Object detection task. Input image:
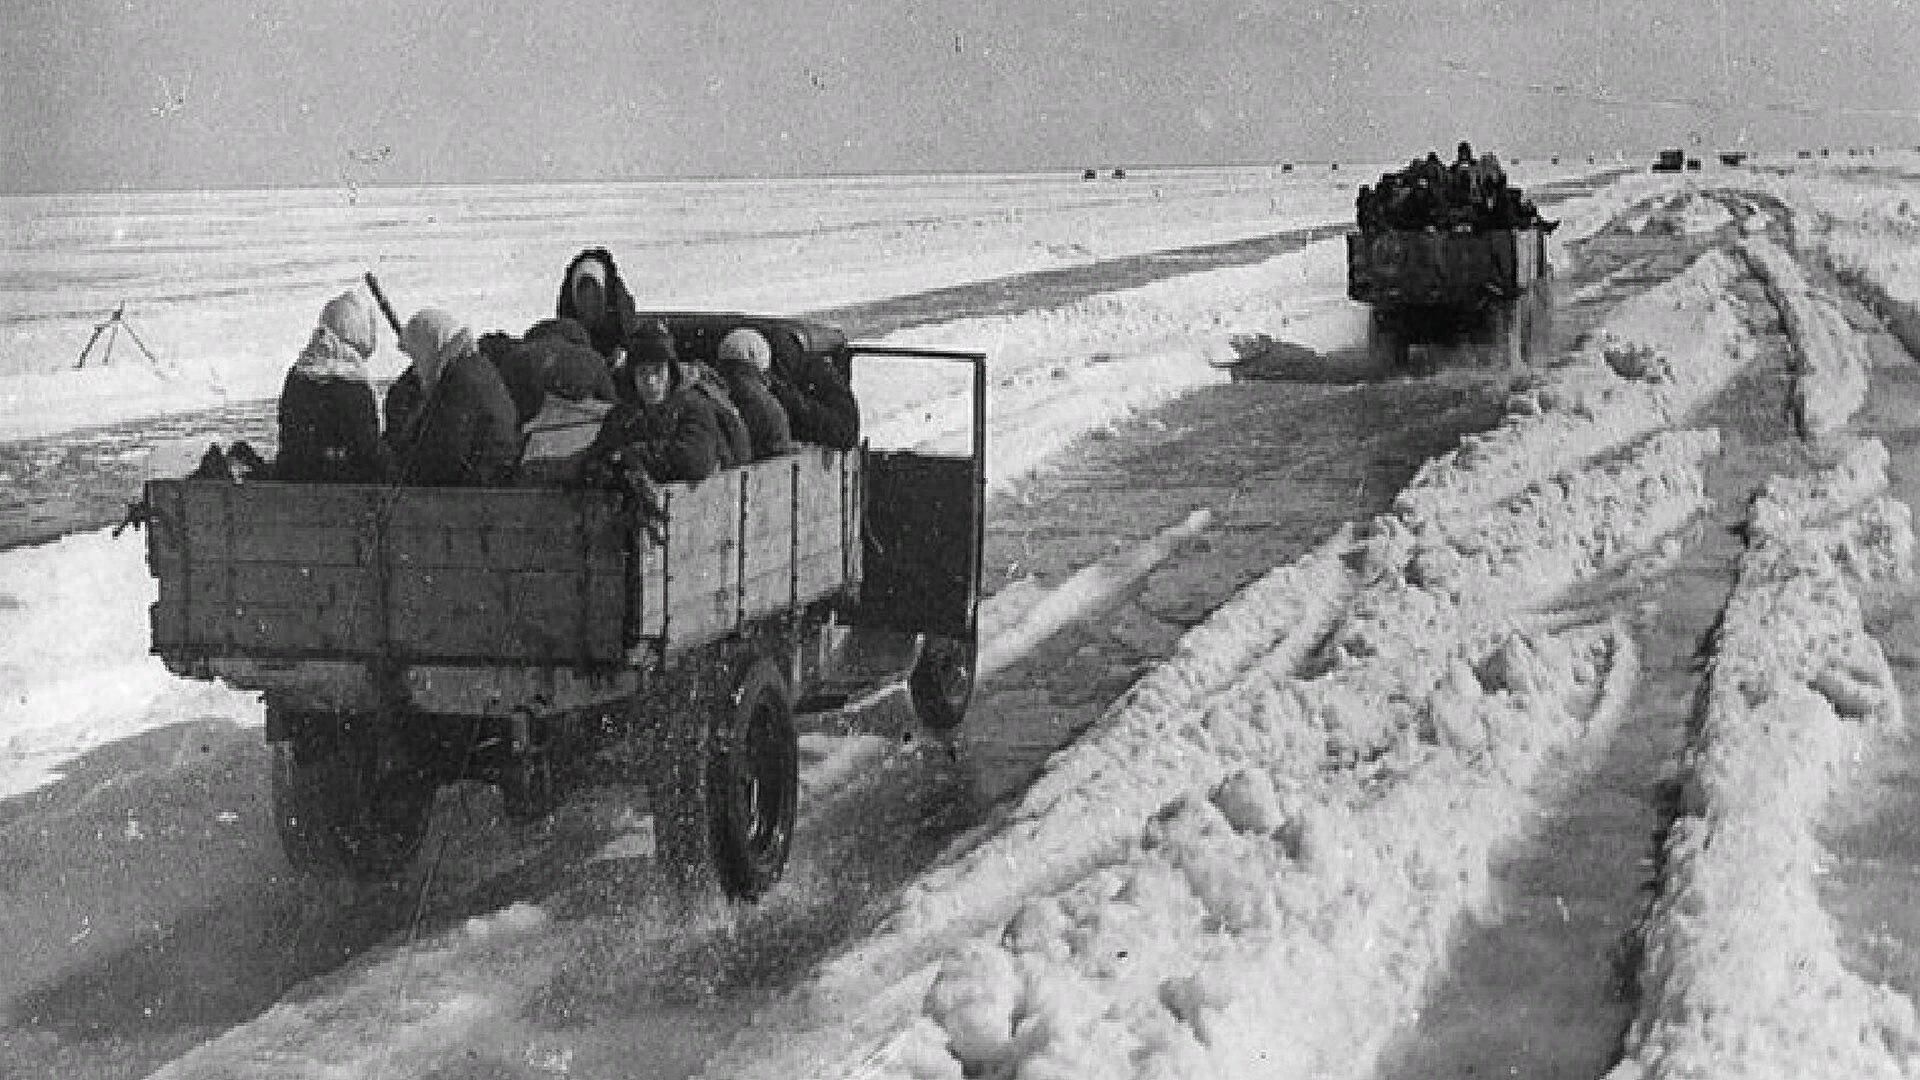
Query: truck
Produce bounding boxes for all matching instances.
[1651,149,1686,173]
[140,311,986,901]
[1345,227,1553,367]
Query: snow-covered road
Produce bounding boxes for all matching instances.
[6,159,1920,1079]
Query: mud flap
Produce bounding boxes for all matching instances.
[857,450,982,643]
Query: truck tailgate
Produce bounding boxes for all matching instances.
[145,450,862,682]
[1346,228,1544,305]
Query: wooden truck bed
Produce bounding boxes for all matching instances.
[1345,227,1547,308]
[145,448,862,706]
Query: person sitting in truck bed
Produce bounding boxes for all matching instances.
[276,287,390,483]
[556,247,640,359]
[388,308,523,486]
[677,355,754,468]
[477,317,619,426]
[579,319,722,485]
[712,327,794,460]
[767,327,859,450]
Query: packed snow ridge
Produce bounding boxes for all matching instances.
[1610,438,1920,1079]
[704,243,1768,1079]
[1609,224,1920,1078]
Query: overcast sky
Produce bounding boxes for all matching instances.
[5,0,1917,193]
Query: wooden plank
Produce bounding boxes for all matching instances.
[177,481,377,529]
[161,563,375,608]
[187,518,373,565]
[794,548,848,604]
[631,543,667,640]
[189,602,377,653]
[382,486,623,530]
[385,524,622,573]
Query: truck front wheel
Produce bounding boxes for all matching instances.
[1367,309,1411,368]
[270,711,436,882]
[909,635,976,733]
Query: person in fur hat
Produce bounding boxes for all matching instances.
[580,320,722,484]
[713,327,793,460]
[276,287,390,482]
[389,308,523,486]
[556,248,641,359]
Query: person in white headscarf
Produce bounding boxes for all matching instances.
[712,327,792,460]
[276,287,390,482]
[388,307,523,486]
[555,247,639,359]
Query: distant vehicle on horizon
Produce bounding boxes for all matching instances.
[1082,168,1098,180]
[1111,167,1127,180]
[1651,149,1685,173]
[1717,151,1748,166]
[1685,158,1702,171]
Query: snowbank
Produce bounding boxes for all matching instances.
[1394,247,1752,525]
[0,529,259,798]
[1741,237,1873,436]
[704,237,1762,1080]
[1609,438,1920,1079]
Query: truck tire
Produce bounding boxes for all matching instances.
[909,635,976,733]
[270,711,435,882]
[1367,309,1410,368]
[706,658,798,900]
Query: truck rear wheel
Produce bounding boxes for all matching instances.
[650,656,799,901]
[909,635,976,733]
[703,658,798,900]
[270,711,436,882]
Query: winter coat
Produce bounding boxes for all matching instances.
[389,309,523,487]
[393,351,523,486]
[769,343,859,450]
[478,332,548,425]
[682,361,752,468]
[383,368,424,455]
[556,248,641,358]
[583,363,722,484]
[714,358,794,460]
[276,290,389,483]
[480,324,621,426]
[525,318,619,402]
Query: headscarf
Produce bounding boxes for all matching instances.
[717,327,772,372]
[293,288,378,378]
[567,259,607,319]
[400,307,476,395]
[319,288,378,358]
[556,248,639,357]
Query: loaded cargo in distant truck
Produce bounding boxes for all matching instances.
[140,311,985,901]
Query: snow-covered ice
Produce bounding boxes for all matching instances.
[6,157,1920,1078]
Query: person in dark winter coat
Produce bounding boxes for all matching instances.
[682,359,752,468]
[477,318,622,426]
[556,248,640,359]
[767,328,859,450]
[581,320,722,484]
[713,327,793,460]
[390,308,523,486]
[524,317,619,400]
[276,288,389,482]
